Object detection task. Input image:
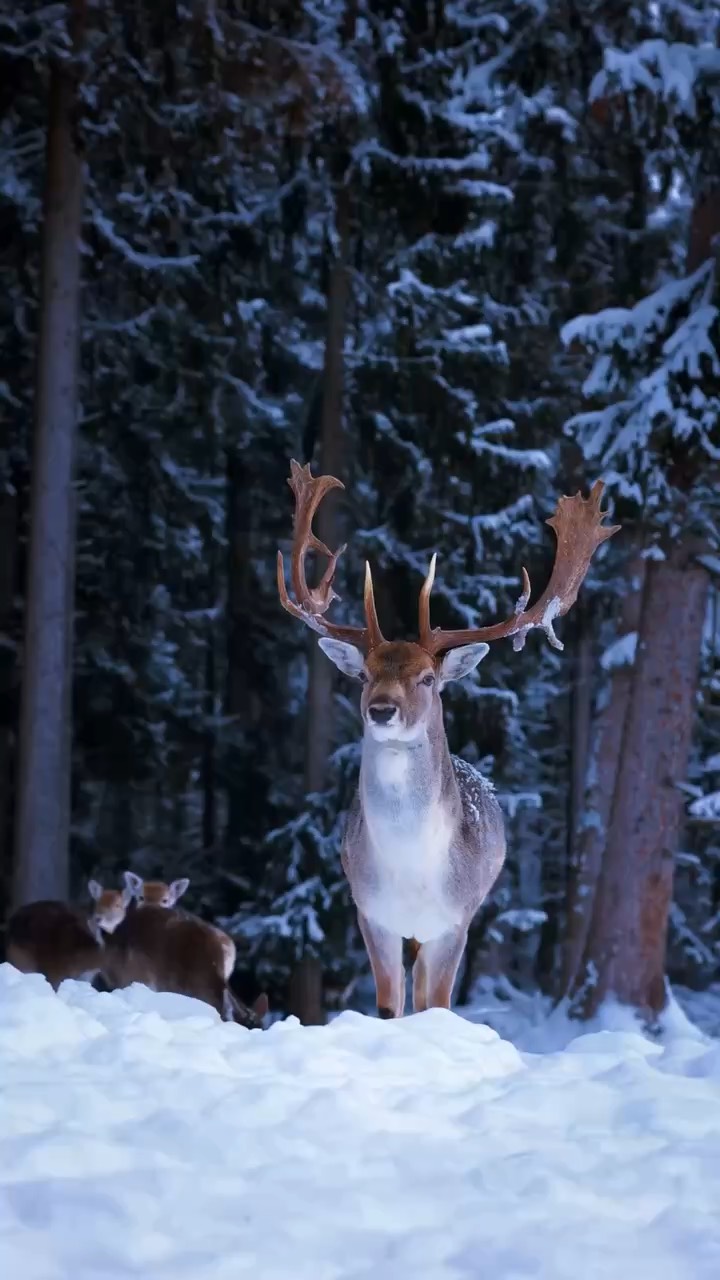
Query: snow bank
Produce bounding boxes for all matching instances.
[1,964,720,1279]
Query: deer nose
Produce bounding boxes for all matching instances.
[368,703,397,725]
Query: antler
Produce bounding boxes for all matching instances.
[277,460,385,649]
[418,480,620,656]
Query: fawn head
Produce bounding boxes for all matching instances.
[87,879,132,934]
[123,871,190,908]
[276,461,619,741]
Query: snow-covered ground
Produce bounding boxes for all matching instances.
[2,964,720,1280]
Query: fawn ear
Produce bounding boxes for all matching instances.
[87,879,102,902]
[318,638,366,680]
[123,870,143,898]
[437,643,489,689]
[168,877,189,904]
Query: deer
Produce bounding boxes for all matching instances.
[121,870,237,982]
[122,871,190,909]
[277,461,619,1018]
[5,879,132,989]
[102,899,266,1028]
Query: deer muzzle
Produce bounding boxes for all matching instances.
[368,702,399,727]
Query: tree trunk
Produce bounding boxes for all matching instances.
[287,953,324,1026]
[0,492,18,920]
[571,540,709,1021]
[559,555,646,996]
[304,187,351,795]
[292,187,352,1026]
[13,14,85,907]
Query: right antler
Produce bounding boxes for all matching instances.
[417,480,620,655]
[277,460,385,649]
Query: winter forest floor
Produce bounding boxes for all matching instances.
[1,967,720,1280]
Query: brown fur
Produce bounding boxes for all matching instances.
[139,880,178,906]
[102,904,263,1028]
[7,900,107,988]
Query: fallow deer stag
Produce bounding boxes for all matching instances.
[277,461,619,1018]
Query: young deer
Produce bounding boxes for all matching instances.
[122,871,190,909]
[102,902,266,1028]
[278,461,619,1017]
[122,871,237,981]
[6,879,131,989]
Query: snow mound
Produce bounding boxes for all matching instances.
[1,965,720,1279]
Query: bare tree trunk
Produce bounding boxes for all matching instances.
[290,187,351,1026]
[287,954,324,1026]
[13,11,85,907]
[571,541,709,1021]
[559,555,646,996]
[202,612,217,852]
[304,187,351,794]
[0,492,18,920]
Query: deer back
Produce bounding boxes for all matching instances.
[104,904,254,1022]
[6,901,102,989]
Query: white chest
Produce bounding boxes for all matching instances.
[361,754,461,942]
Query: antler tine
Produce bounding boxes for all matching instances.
[363,562,385,649]
[277,460,386,649]
[418,553,438,650]
[421,482,620,657]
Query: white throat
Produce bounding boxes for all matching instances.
[373,745,411,789]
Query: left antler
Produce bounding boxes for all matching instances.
[277,460,386,649]
[418,481,620,656]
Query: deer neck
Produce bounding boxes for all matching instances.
[360,703,455,824]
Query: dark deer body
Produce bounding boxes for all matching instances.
[122,871,237,981]
[277,461,619,1017]
[103,904,265,1028]
[6,881,130,988]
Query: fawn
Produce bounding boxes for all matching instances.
[121,870,237,981]
[104,883,265,1028]
[5,879,131,989]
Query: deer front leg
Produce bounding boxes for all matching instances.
[411,944,428,1013]
[357,911,404,1019]
[416,922,470,1011]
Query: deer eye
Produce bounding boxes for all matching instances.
[358,670,369,684]
[420,672,435,687]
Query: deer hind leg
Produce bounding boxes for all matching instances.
[357,912,404,1018]
[419,924,470,1011]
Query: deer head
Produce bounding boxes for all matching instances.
[123,871,190,908]
[277,460,619,740]
[87,879,132,935]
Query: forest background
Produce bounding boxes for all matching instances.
[1,0,719,1024]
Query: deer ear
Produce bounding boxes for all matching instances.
[318,637,366,680]
[123,870,143,897]
[87,879,102,901]
[168,877,189,904]
[438,643,490,688]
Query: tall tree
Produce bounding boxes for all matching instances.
[563,16,720,1019]
[13,1,85,905]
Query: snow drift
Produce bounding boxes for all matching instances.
[1,963,719,1279]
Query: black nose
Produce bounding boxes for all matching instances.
[369,703,396,725]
